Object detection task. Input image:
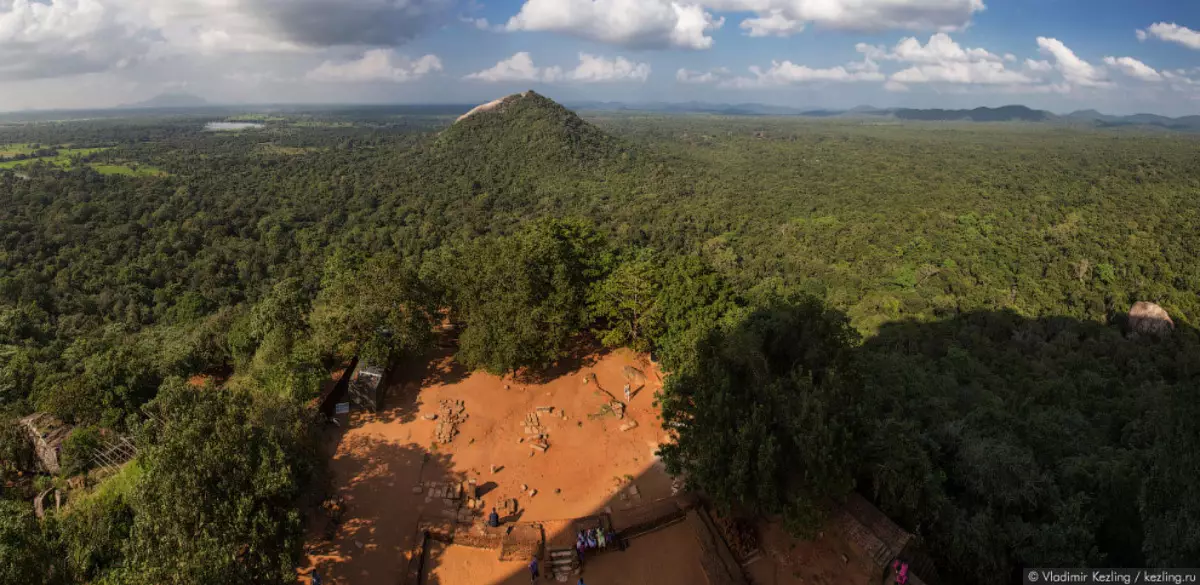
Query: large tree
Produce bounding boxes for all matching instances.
[310,250,437,365]
[658,297,862,533]
[589,252,663,353]
[431,219,608,375]
[122,380,316,585]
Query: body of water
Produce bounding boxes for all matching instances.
[205,122,264,131]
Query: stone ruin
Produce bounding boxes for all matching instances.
[434,399,467,444]
[523,410,550,453]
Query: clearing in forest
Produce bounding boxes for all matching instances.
[300,344,873,585]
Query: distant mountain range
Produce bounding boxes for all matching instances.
[570,101,1200,131]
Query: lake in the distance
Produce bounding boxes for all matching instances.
[205,122,264,131]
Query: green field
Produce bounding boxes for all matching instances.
[0,146,166,176]
[0,146,107,168]
[0,143,39,156]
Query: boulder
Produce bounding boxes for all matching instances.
[1129,301,1174,337]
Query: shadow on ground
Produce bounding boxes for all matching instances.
[300,424,463,584]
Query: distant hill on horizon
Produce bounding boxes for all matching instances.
[571,100,1200,131]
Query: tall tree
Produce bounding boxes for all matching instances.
[310,251,437,365]
[658,297,862,534]
[432,219,608,375]
[589,252,663,353]
[123,380,315,585]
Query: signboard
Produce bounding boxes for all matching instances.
[334,402,350,415]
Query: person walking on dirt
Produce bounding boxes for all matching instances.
[623,383,632,402]
[488,507,500,527]
[310,571,321,585]
[529,558,540,582]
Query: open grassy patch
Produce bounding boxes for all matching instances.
[0,143,39,156]
[0,147,166,176]
[91,163,169,177]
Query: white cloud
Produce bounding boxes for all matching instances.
[676,67,730,83]
[740,10,804,37]
[727,58,883,88]
[569,53,651,82]
[465,52,550,82]
[502,0,983,46]
[1036,37,1110,88]
[868,32,1003,64]
[0,0,458,81]
[1137,22,1200,50]
[465,52,650,83]
[861,33,1036,88]
[0,0,153,80]
[306,50,442,83]
[711,0,985,35]
[1103,56,1162,82]
[1024,59,1053,73]
[504,0,723,50]
[890,61,1033,85]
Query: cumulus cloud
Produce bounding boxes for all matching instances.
[465,52,552,82]
[306,50,442,83]
[1103,56,1162,82]
[858,33,1002,64]
[1137,22,1200,50]
[501,0,985,46]
[466,52,650,83]
[0,0,153,80]
[711,0,985,36]
[1036,37,1110,88]
[504,0,723,50]
[1024,59,1053,73]
[0,0,457,82]
[859,33,1036,87]
[569,53,651,82]
[727,58,883,87]
[740,10,804,37]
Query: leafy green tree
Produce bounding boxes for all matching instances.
[60,426,103,477]
[589,253,663,353]
[432,219,608,375]
[59,472,136,583]
[311,250,437,365]
[1140,379,1200,566]
[650,256,744,373]
[659,297,862,534]
[0,499,61,584]
[0,417,34,475]
[123,380,315,584]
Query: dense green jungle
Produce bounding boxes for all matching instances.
[1,93,1198,584]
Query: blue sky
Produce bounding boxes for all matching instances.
[1,0,1198,114]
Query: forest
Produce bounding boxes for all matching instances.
[1,92,1198,584]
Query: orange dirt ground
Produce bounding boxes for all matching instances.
[299,344,873,585]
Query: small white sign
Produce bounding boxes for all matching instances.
[334,403,350,415]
